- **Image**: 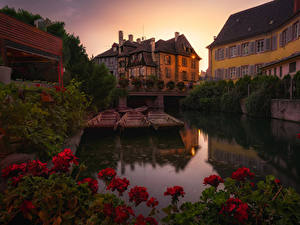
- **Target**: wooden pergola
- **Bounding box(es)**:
[0,12,64,86]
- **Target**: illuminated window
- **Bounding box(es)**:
[164,55,171,65]
[191,59,196,69]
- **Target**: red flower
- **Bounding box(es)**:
[54,86,61,92]
[98,168,116,182]
[103,203,114,217]
[220,198,248,224]
[146,197,159,208]
[129,186,149,206]
[297,133,300,139]
[20,200,35,217]
[78,178,98,194]
[231,167,255,181]
[26,160,49,177]
[35,84,41,87]
[1,163,26,179]
[250,182,255,187]
[274,179,280,185]
[107,177,130,196]
[164,186,185,203]
[51,149,78,173]
[114,205,134,224]
[203,175,224,188]
[135,214,158,225]
[11,174,24,186]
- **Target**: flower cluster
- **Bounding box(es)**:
[220,198,249,224]
[106,177,130,196]
[231,167,255,181]
[129,186,149,206]
[78,178,98,194]
[146,197,159,208]
[51,148,78,173]
[274,178,280,185]
[203,175,224,188]
[297,133,300,139]
[135,214,158,225]
[20,200,36,218]
[98,168,116,182]
[114,205,135,224]
[164,186,185,203]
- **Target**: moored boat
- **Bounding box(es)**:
[87,110,120,129]
[116,111,150,130]
[147,111,184,130]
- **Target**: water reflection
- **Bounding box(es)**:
[77,112,300,209]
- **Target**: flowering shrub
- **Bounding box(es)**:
[1,150,300,225]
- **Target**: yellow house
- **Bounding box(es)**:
[207,0,300,80]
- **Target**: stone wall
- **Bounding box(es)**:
[271,99,300,122]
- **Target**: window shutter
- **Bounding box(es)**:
[249,42,255,54]
[237,67,241,78]
[265,38,271,51]
[215,50,218,61]
[272,35,277,50]
[250,65,255,75]
[225,47,229,58]
[237,45,241,56]
[287,26,293,42]
[298,22,300,37]
[279,33,283,47]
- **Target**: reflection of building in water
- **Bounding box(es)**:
[179,125,200,152]
[117,130,198,174]
[208,136,300,191]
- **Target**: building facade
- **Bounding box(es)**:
[94,31,201,84]
[207,0,300,80]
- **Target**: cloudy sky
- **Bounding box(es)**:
[0,0,270,71]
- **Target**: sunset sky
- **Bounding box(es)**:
[0,0,271,71]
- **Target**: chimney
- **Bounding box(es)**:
[128,34,133,42]
[295,0,300,13]
[150,38,155,62]
[175,32,180,42]
[119,30,124,45]
[136,38,141,44]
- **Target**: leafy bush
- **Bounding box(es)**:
[245,89,271,117]
[1,151,300,225]
[145,79,154,89]
[166,81,175,90]
[118,78,129,88]
[294,71,300,98]
[157,80,165,90]
[221,90,242,113]
[131,78,142,89]
[0,81,90,158]
[176,82,185,91]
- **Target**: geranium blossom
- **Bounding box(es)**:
[297,133,300,139]
[129,186,149,206]
[98,168,116,182]
[220,198,248,224]
[20,200,35,217]
[51,148,78,173]
[114,205,134,224]
[78,178,98,194]
[203,175,224,187]
[231,167,255,181]
[103,203,114,217]
[164,186,185,203]
[135,214,158,225]
[146,197,159,208]
[107,177,130,196]
[274,178,280,185]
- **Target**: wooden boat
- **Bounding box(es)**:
[147,111,184,130]
[116,111,150,129]
[87,110,120,129]
[134,106,148,113]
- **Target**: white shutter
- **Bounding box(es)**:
[249,42,255,54]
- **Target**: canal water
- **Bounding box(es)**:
[77,111,300,214]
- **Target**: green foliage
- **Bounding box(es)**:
[162,175,300,225]
[157,80,165,90]
[166,81,175,90]
[220,90,242,113]
[145,78,154,89]
[118,78,129,88]
[0,81,90,158]
[131,78,142,89]
[245,89,271,117]
[176,82,185,91]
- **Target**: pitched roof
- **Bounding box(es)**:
[208,0,295,48]
[262,51,300,68]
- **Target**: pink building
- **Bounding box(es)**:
[261,52,300,79]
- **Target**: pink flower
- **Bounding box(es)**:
[203,175,224,188]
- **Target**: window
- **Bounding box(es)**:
[289,62,296,73]
[241,66,249,76]
[241,43,249,55]
[119,60,125,68]
[256,39,264,53]
[282,29,287,46]
[165,68,171,78]
[182,71,187,80]
[292,22,299,40]
[138,53,142,61]
[274,68,277,76]
[191,59,196,69]
[255,64,263,74]
[229,46,237,57]
[164,55,171,65]
[229,67,236,78]
[268,70,272,75]
[217,48,224,60]
[182,57,187,67]
[191,72,196,81]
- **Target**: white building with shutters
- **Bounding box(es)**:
[207,0,300,80]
